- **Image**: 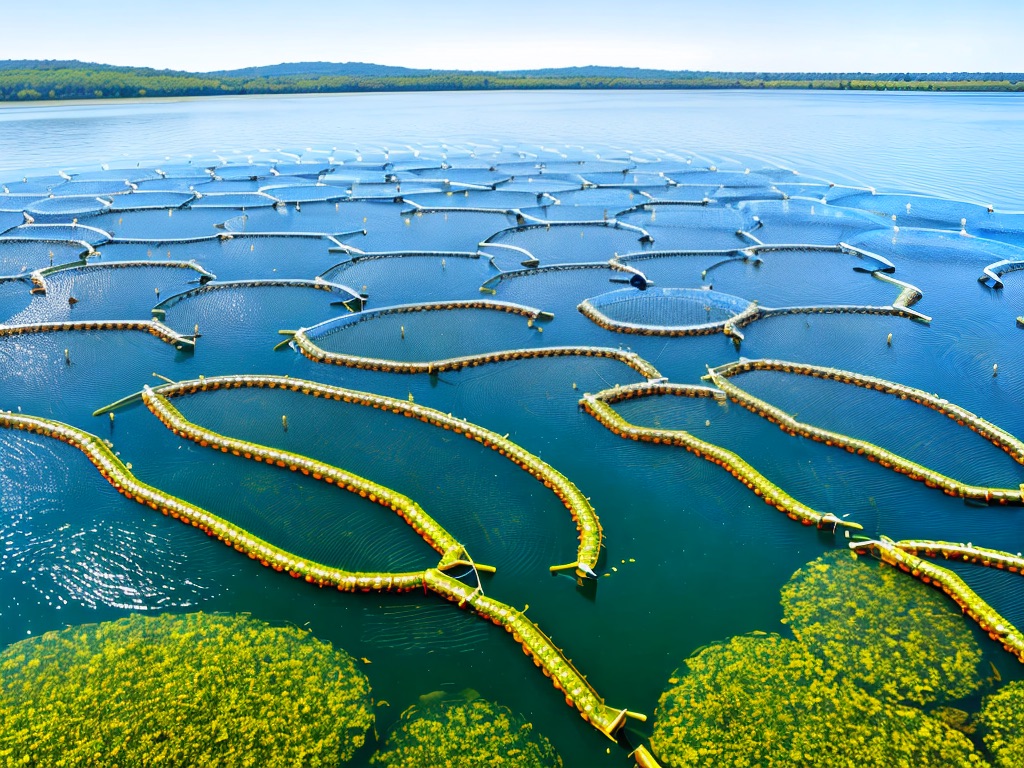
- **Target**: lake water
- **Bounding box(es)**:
[1,89,1023,766]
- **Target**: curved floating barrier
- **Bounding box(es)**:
[0,319,195,352]
[320,250,481,279]
[290,299,662,379]
[706,366,1023,505]
[978,258,1024,289]
[1,222,112,248]
[585,253,928,338]
[894,539,1024,574]
[579,383,861,531]
[36,258,215,282]
[0,409,426,591]
[142,387,470,568]
[708,358,1024,473]
[145,374,603,576]
[480,219,653,248]
[872,271,931,321]
[150,278,364,320]
[480,262,623,294]
[850,537,1024,663]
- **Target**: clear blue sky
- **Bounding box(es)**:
[11,0,1023,73]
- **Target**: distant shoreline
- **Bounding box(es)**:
[1,87,1022,112]
[1,60,1021,102]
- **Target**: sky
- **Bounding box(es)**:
[9,0,1023,74]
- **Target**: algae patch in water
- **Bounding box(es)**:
[651,633,987,768]
[980,680,1024,768]
[0,612,373,767]
[371,696,562,768]
[781,549,983,706]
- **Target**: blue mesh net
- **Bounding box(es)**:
[585,286,752,329]
[24,196,113,222]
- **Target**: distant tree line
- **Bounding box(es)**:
[0,61,1021,101]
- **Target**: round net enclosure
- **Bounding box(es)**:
[580,286,754,334]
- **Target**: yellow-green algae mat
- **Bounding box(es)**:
[781,549,984,706]
[371,696,563,768]
[980,680,1024,768]
[0,613,373,768]
[651,551,997,768]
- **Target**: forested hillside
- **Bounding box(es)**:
[1,60,1020,101]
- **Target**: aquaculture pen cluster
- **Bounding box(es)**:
[714,359,1024,458]
[294,313,662,379]
[139,377,648,737]
[140,374,604,576]
[3,141,1024,768]
[708,364,1024,505]
[579,384,858,531]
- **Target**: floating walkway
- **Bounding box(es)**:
[0,319,196,352]
[289,299,662,379]
[709,359,1024,504]
[425,567,640,741]
[139,374,603,576]
[579,382,861,531]
[850,537,1024,663]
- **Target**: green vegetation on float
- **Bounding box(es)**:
[0,613,373,768]
[371,698,562,768]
